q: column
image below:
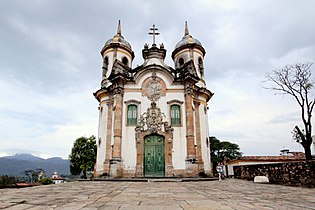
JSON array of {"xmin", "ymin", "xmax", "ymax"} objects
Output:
[{"xmin": 185, "ymin": 87, "xmax": 196, "ymax": 160}]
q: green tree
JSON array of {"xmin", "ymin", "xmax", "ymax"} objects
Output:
[
  {"xmin": 69, "ymin": 136, "xmax": 97, "ymax": 179},
  {"xmin": 20, "ymin": 168, "xmax": 44, "ymax": 183},
  {"xmin": 210, "ymin": 137, "xmax": 242, "ymax": 173},
  {"xmin": 264, "ymin": 63, "xmax": 314, "ymax": 160},
  {"xmin": 38, "ymin": 177, "xmax": 53, "ymax": 185},
  {"xmin": 0, "ymin": 175, "xmax": 18, "ymax": 187}
]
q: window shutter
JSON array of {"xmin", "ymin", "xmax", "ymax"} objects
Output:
[
  {"xmin": 127, "ymin": 105, "xmax": 137, "ymax": 126},
  {"xmin": 171, "ymin": 105, "xmax": 181, "ymax": 126}
]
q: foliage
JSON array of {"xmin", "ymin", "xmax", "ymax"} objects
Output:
[
  {"xmin": 69, "ymin": 136, "xmax": 97, "ymax": 179},
  {"xmin": 264, "ymin": 63, "xmax": 315, "ymax": 159},
  {"xmin": 210, "ymin": 136, "xmax": 242, "ymax": 173},
  {"xmin": 20, "ymin": 168, "xmax": 45, "ymax": 183},
  {"xmin": 0, "ymin": 175, "xmax": 18, "ymax": 187},
  {"xmin": 292, "ymin": 126, "xmax": 305, "ymax": 144},
  {"xmin": 38, "ymin": 177, "xmax": 53, "ymax": 185}
]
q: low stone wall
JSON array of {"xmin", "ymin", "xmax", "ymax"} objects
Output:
[{"xmin": 233, "ymin": 161, "xmax": 315, "ymax": 188}]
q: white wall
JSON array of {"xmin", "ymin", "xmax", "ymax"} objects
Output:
[
  {"xmin": 95, "ymin": 101, "xmax": 108, "ymax": 174},
  {"xmin": 199, "ymin": 102, "xmax": 211, "ymax": 172}
]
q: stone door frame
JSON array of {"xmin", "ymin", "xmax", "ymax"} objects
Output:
[{"xmin": 135, "ymin": 130, "xmax": 173, "ymax": 177}]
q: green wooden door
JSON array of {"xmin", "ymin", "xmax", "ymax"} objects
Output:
[{"xmin": 144, "ymin": 135, "xmax": 165, "ymax": 177}]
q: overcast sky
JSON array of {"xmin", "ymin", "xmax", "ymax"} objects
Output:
[{"xmin": 1, "ymin": 0, "xmax": 315, "ymax": 159}]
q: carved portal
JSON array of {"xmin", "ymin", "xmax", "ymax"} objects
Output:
[{"xmin": 135, "ymin": 101, "xmax": 174, "ymax": 177}]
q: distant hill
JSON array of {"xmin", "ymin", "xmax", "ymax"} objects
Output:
[{"xmin": 0, "ymin": 153, "xmax": 70, "ymax": 177}]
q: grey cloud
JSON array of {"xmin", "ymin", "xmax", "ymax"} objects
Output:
[
  {"xmin": 269, "ymin": 112, "xmax": 300, "ymax": 124},
  {"xmin": 0, "ymin": 0, "xmax": 314, "ymax": 157}
]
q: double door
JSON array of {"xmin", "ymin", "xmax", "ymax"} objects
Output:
[{"xmin": 144, "ymin": 135, "xmax": 165, "ymax": 177}]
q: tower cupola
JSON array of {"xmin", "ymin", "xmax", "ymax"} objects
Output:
[
  {"xmin": 102, "ymin": 20, "xmax": 133, "ymax": 52},
  {"xmin": 172, "ymin": 22, "xmax": 206, "ymax": 81},
  {"xmin": 173, "ymin": 22, "xmax": 204, "ymax": 52},
  {"xmin": 100, "ymin": 20, "xmax": 134, "ymax": 83}
]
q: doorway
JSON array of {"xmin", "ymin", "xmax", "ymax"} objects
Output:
[{"xmin": 144, "ymin": 135, "xmax": 165, "ymax": 177}]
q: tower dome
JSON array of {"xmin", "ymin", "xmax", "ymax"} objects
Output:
[
  {"xmin": 172, "ymin": 22, "xmax": 206, "ymax": 82},
  {"xmin": 100, "ymin": 20, "xmax": 134, "ymax": 86},
  {"xmin": 101, "ymin": 20, "xmax": 134, "ymax": 56},
  {"xmin": 104, "ymin": 36, "xmax": 132, "ymax": 49},
  {"xmin": 172, "ymin": 21, "xmax": 205, "ymax": 59}
]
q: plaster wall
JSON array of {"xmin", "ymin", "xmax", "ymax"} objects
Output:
[
  {"xmin": 95, "ymin": 103, "xmax": 108, "ymax": 173},
  {"xmin": 199, "ymin": 103, "xmax": 211, "ymax": 172}
]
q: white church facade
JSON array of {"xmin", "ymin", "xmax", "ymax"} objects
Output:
[{"xmin": 94, "ymin": 21, "xmax": 213, "ymax": 178}]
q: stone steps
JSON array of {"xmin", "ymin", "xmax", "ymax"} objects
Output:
[{"xmin": 87, "ymin": 177, "xmax": 218, "ymax": 182}]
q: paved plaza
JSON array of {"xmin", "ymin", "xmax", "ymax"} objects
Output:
[{"xmin": 0, "ymin": 179, "xmax": 314, "ymax": 210}]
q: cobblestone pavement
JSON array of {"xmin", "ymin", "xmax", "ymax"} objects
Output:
[{"xmin": 0, "ymin": 179, "xmax": 314, "ymax": 210}]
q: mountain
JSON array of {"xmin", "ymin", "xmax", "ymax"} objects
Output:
[
  {"xmin": 5, "ymin": 153, "xmax": 44, "ymax": 162},
  {"xmin": 0, "ymin": 153, "xmax": 70, "ymax": 177}
]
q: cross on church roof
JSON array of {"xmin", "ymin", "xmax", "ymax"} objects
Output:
[{"xmin": 149, "ymin": 24, "xmax": 159, "ymax": 46}]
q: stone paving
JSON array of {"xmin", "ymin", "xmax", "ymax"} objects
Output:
[{"xmin": 0, "ymin": 179, "xmax": 314, "ymax": 210}]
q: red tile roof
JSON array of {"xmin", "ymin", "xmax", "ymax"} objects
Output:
[{"xmin": 228, "ymin": 152, "xmax": 305, "ymax": 164}]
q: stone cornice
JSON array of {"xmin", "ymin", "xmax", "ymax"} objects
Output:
[
  {"xmin": 101, "ymin": 43, "xmax": 135, "ymax": 59},
  {"xmin": 124, "ymin": 99, "xmax": 141, "ymax": 105},
  {"xmin": 171, "ymin": 43, "xmax": 206, "ymax": 60},
  {"xmin": 197, "ymin": 87, "xmax": 214, "ymax": 102},
  {"xmin": 167, "ymin": 99, "xmax": 184, "ymax": 105},
  {"xmin": 133, "ymin": 64, "xmax": 175, "ymax": 84},
  {"xmin": 93, "ymin": 88, "xmax": 109, "ymax": 102}
]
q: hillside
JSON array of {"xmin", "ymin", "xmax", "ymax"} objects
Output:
[{"xmin": 0, "ymin": 154, "xmax": 70, "ymax": 177}]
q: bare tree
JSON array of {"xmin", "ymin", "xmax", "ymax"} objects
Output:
[{"xmin": 264, "ymin": 63, "xmax": 314, "ymax": 160}]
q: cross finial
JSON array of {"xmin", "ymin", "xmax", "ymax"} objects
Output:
[{"xmin": 149, "ymin": 24, "xmax": 160, "ymax": 46}]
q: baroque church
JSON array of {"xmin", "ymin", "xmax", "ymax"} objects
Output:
[{"xmin": 94, "ymin": 21, "xmax": 213, "ymax": 178}]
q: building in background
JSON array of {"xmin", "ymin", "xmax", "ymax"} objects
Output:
[
  {"xmin": 225, "ymin": 149, "xmax": 305, "ymax": 177},
  {"xmin": 51, "ymin": 171, "xmax": 65, "ymax": 184}
]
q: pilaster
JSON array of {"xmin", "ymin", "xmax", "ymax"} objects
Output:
[
  {"xmin": 112, "ymin": 87, "xmax": 123, "ymax": 160},
  {"xmin": 103, "ymin": 101, "xmax": 113, "ymax": 175},
  {"xmin": 184, "ymin": 84, "xmax": 199, "ymax": 177},
  {"xmin": 184, "ymin": 85, "xmax": 196, "ymax": 160},
  {"xmin": 194, "ymin": 101, "xmax": 204, "ymax": 173},
  {"xmin": 110, "ymin": 87, "xmax": 124, "ymax": 177}
]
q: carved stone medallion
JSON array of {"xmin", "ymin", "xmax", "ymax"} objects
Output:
[
  {"xmin": 142, "ymin": 73, "xmax": 166, "ymax": 102},
  {"xmin": 146, "ymin": 80, "xmax": 163, "ymax": 101}
]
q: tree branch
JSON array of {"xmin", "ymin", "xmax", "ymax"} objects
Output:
[{"xmin": 264, "ymin": 62, "xmax": 314, "ymax": 159}]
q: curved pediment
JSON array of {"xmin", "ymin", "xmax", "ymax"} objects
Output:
[{"xmin": 134, "ymin": 64, "xmax": 174, "ymax": 87}]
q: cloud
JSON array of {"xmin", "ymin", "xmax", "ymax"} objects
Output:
[
  {"xmin": 1, "ymin": 0, "xmax": 314, "ymax": 158},
  {"xmin": 269, "ymin": 46, "xmax": 315, "ymax": 68},
  {"xmin": 269, "ymin": 112, "xmax": 300, "ymax": 124},
  {"xmin": 0, "ymin": 76, "xmax": 98, "ymax": 158}
]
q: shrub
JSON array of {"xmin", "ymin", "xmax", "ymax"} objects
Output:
[
  {"xmin": 0, "ymin": 175, "xmax": 17, "ymax": 187},
  {"xmin": 39, "ymin": 177, "xmax": 53, "ymax": 185}
]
